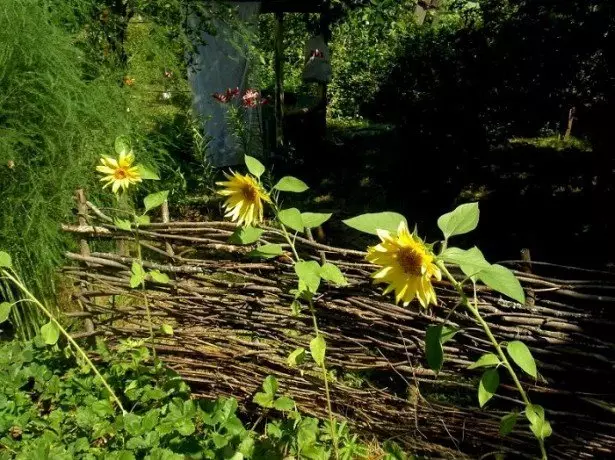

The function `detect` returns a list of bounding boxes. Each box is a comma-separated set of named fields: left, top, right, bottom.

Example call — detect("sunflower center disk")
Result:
left=114, top=168, right=128, bottom=180
left=397, top=247, right=423, bottom=276
left=242, top=184, right=258, bottom=202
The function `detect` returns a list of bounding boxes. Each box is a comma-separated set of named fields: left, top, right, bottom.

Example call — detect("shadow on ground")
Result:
left=276, top=123, right=613, bottom=268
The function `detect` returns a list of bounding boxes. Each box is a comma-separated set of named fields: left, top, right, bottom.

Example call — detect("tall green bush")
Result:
left=0, top=0, right=161, bottom=312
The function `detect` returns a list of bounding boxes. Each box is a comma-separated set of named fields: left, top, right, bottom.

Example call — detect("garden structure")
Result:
left=61, top=189, right=615, bottom=459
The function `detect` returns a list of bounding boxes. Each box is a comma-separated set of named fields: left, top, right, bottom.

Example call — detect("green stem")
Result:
left=309, top=304, right=338, bottom=459
left=436, top=261, right=547, bottom=459
left=274, top=208, right=339, bottom=459
left=134, top=224, right=156, bottom=360
left=3, top=269, right=126, bottom=414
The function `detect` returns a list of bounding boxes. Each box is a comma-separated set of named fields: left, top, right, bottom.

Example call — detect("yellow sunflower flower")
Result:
left=366, top=221, right=442, bottom=307
left=96, top=151, right=142, bottom=194
left=216, top=171, right=272, bottom=227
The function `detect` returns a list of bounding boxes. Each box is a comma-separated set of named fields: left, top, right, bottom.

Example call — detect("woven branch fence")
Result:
left=61, top=190, right=615, bottom=459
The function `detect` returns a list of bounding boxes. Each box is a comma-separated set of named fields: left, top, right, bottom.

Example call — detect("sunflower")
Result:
left=96, top=151, right=142, bottom=194
left=216, top=171, right=272, bottom=227
left=366, top=221, right=441, bottom=307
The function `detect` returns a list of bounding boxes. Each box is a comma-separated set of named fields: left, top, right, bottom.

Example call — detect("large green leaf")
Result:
left=478, top=264, right=525, bottom=303
left=149, top=270, right=170, bottom=284
left=278, top=208, right=304, bottom=233
left=0, top=302, right=12, bottom=323
left=287, top=347, right=306, bottom=367
left=40, top=321, right=60, bottom=345
left=506, top=341, right=537, bottom=378
left=319, top=263, right=348, bottom=286
left=244, top=155, right=265, bottom=178
left=425, top=325, right=444, bottom=372
left=437, top=203, right=480, bottom=240
left=273, top=396, right=295, bottom=411
left=248, top=244, right=284, bottom=259
left=301, top=212, right=332, bottom=229
left=310, top=335, right=326, bottom=366
left=136, top=164, right=160, bottom=180
left=114, top=135, right=131, bottom=155
left=478, top=368, right=499, bottom=407
left=0, top=252, right=12, bottom=268
left=294, top=260, right=321, bottom=293
left=500, top=412, right=518, bottom=436
left=273, top=176, right=309, bottom=193
left=342, top=212, right=407, bottom=235
left=228, top=226, right=264, bottom=245
left=143, top=190, right=169, bottom=213
left=130, top=261, right=146, bottom=288
left=468, top=353, right=501, bottom=369
left=440, top=246, right=490, bottom=278
left=525, top=404, right=552, bottom=440
left=262, top=375, right=278, bottom=395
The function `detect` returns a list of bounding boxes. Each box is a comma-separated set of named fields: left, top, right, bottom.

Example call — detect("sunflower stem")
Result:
left=274, top=205, right=339, bottom=459
left=135, top=222, right=157, bottom=360
left=436, top=261, right=546, bottom=459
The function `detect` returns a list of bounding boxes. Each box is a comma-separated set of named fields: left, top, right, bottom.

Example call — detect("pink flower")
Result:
left=242, top=89, right=267, bottom=108
left=212, top=87, right=240, bottom=104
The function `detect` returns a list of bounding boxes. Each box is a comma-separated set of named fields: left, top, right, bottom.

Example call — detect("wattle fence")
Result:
left=61, top=190, right=615, bottom=459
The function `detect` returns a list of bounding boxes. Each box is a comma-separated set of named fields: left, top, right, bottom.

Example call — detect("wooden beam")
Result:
left=274, top=11, right=285, bottom=148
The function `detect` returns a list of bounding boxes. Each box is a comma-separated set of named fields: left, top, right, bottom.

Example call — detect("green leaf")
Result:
left=525, top=404, right=544, bottom=426
left=440, top=246, right=490, bottom=278
left=278, top=208, right=304, bottom=232
left=114, top=136, right=131, bottom=155
left=506, top=341, right=537, bottom=378
left=273, top=176, right=309, bottom=193
left=530, top=418, right=553, bottom=440
left=114, top=218, right=132, bottom=231
left=310, top=335, right=326, bottom=366
left=253, top=392, right=274, bottom=408
left=294, top=260, right=321, bottom=294
left=130, top=261, right=146, bottom=288
left=0, top=252, right=12, bottom=268
left=468, top=353, right=501, bottom=369
left=144, top=190, right=169, bottom=213
left=149, top=270, right=170, bottom=284
left=478, top=264, right=525, bottom=303
left=437, top=202, right=480, bottom=240
left=228, top=226, right=263, bottom=245
left=135, top=215, right=151, bottom=226
left=287, top=347, right=306, bottom=367
left=525, top=405, right=552, bottom=439
left=136, top=164, right=160, bottom=180
left=273, top=396, right=295, bottom=411
left=342, top=212, right=407, bottom=235
left=319, top=263, right=348, bottom=286
left=244, top=155, right=265, bottom=178
left=478, top=369, right=500, bottom=407
left=176, top=419, right=195, bottom=436
left=440, top=325, right=459, bottom=344
left=40, top=321, right=60, bottom=345
left=262, top=375, right=278, bottom=395
left=500, top=412, right=518, bottom=436
left=160, top=324, right=174, bottom=336
left=301, top=212, right=332, bottom=229
left=0, top=302, right=12, bottom=323
left=266, top=422, right=283, bottom=439
left=425, top=325, right=444, bottom=372
left=248, top=244, right=284, bottom=259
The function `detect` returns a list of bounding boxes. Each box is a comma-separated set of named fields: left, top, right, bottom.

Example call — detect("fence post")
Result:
left=161, top=199, right=174, bottom=257
left=75, top=189, right=95, bottom=336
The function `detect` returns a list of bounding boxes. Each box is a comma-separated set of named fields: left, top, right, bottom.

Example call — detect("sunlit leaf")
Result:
left=320, top=263, right=348, bottom=286
left=295, top=261, right=321, bottom=293
left=301, top=212, right=332, bottom=229
left=273, top=176, right=309, bottom=193
left=40, top=321, right=60, bottom=345
left=437, top=202, right=480, bottom=240
left=278, top=208, right=304, bottom=233
left=143, top=190, right=169, bottom=213
left=228, top=226, right=263, bottom=245
left=244, top=155, right=265, bottom=178
left=342, top=212, right=407, bottom=235
left=310, top=335, right=326, bottom=366
left=0, top=302, right=12, bottom=323
left=478, top=369, right=499, bottom=407
left=478, top=264, right=525, bottom=303
left=468, top=353, right=501, bottom=369
left=507, top=341, right=537, bottom=378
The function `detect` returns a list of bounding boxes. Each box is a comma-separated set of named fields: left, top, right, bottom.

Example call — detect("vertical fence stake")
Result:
left=75, top=189, right=95, bottom=336
left=161, top=200, right=174, bottom=257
